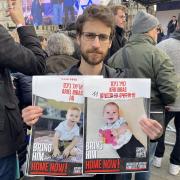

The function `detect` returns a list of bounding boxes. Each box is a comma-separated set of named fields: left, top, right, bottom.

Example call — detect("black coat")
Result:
left=0, top=25, right=47, bottom=158
left=167, top=20, right=177, bottom=36
left=105, top=26, right=127, bottom=64
left=110, top=26, right=127, bottom=57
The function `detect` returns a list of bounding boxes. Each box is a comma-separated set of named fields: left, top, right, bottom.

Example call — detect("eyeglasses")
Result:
left=81, top=32, right=111, bottom=42
left=119, top=15, right=126, bottom=19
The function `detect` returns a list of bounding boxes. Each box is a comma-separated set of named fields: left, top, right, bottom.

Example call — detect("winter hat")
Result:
left=132, top=11, right=159, bottom=34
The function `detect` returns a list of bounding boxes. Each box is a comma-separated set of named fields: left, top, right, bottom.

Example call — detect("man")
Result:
left=38, top=35, right=47, bottom=50
left=109, top=5, right=127, bottom=58
left=167, top=15, right=177, bottom=37
left=51, top=0, right=63, bottom=25
left=108, top=11, right=177, bottom=180
left=31, top=0, right=43, bottom=26
left=46, top=32, right=79, bottom=73
left=22, top=5, right=163, bottom=180
left=0, top=0, right=47, bottom=179
left=64, top=0, right=75, bottom=28
left=153, top=13, right=180, bottom=176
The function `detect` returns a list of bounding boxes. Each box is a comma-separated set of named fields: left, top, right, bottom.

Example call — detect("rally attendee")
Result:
left=0, top=0, right=47, bottom=179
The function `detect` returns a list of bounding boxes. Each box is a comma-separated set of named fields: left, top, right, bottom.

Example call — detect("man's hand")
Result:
left=139, top=116, right=163, bottom=140
left=22, top=106, right=43, bottom=126
left=7, top=0, right=25, bottom=25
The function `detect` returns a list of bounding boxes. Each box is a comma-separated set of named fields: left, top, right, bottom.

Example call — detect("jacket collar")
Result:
left=68, top=61, right=109, bottom=77
left=129, top=33, right=156, bottom=45
left=67, top=61, right=124, bottom=78
left=115, top=26, right=125, bottom=36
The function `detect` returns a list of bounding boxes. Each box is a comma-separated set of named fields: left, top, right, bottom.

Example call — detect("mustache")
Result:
left=86, top=49, right=103, bottom=54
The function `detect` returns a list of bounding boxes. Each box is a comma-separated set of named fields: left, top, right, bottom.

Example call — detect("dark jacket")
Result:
left=0, top=25, right=47, bottom=158
left=13, top=73, right=32, bottom=109
left=167, top=20, right=177, bottom=36
left=105, top=26, right=127, bottom=64
left=46, top=54, right=79, bottom=73
left=109, top=26, right=127, bottom=58
left=65, top=62, right=127, bottom=78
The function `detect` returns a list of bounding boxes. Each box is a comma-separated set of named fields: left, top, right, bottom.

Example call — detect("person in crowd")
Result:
left=64, top=0, right=75, bottom=28
left=52, top=106, right=81, bottom=158
left=31, top=0, right=43, bottom=26
left=153, top=13, right=180, bottom=176
left=157, top=24, right=165, bottom=43
left=38, top=35, right=47, bottom=50
left=46, top=32, right=79, bottom=73
left=0, top=0, right=47, bottom=179
left=51, top=0, right=63, bottom=25
left=22, top=5, right=163, bottom=180
left=108, top=10, right=177, bottom=180
left=108, top=5, right=127, bottom=58
left=99, top=102, right=145, bottom=158
left=14, top=30, right=78, bottom=179
left=167, top=15, right=177, bottom=37
left=62, top=22, right=81, bottom=60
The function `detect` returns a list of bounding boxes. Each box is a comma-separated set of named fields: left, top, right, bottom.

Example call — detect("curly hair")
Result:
left=46, top=33, right=74, bottom=56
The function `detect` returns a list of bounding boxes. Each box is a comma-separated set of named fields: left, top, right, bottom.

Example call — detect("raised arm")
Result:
left=0, top=0, right=47, bottom=75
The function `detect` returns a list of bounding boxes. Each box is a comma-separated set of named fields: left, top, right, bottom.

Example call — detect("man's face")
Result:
left=77, top=19, right=112, bottom=66
left=172, top=16, right=176, bottom=21
left=152, top=27, right=158, bottom=43
left=66, top=109, right=80, bottom=126
left=41, top=39, right=47, bottom=50
left=114, top=9, right=126, bottom=29
left=103, top=104, right=119, bottom=124
left=148, top=27, right=158, bottom=43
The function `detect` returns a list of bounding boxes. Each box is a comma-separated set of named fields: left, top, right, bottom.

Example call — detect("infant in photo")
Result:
left=52, top=106, right=81, bottom=158
left=99, top=102, right=145, bottom=158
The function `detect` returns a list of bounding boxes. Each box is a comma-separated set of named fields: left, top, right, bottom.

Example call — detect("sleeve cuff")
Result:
left=17, top=24, right=24, bottom=28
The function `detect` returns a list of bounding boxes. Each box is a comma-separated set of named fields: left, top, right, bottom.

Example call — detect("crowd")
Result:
left=0, top=0, right=179, bottom=180
left=30, top=0, right=77, bottom=27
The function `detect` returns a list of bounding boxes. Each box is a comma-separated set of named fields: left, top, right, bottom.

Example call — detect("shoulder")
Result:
left=17, top=26, right=36, bottom=37
left=104, top=64, right=128, bottom=78
left=157, top=38, right=177, bottom=50
left=108, top=49, right=123, bottom=68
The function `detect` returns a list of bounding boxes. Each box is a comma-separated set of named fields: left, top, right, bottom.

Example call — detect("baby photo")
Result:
left=85, top=97, right=148, bottom=159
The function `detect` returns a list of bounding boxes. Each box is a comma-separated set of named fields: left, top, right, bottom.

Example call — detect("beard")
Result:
left=81, top=48, right=108, bottom=66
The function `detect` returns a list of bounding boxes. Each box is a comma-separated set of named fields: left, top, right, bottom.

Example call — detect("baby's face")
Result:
left=66, top=109, right=80, bottom=126
left=103, top=105, right=119, bottom=124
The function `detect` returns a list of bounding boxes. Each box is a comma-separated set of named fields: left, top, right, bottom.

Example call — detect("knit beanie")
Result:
left=132, top=11, right=159, bottom=34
